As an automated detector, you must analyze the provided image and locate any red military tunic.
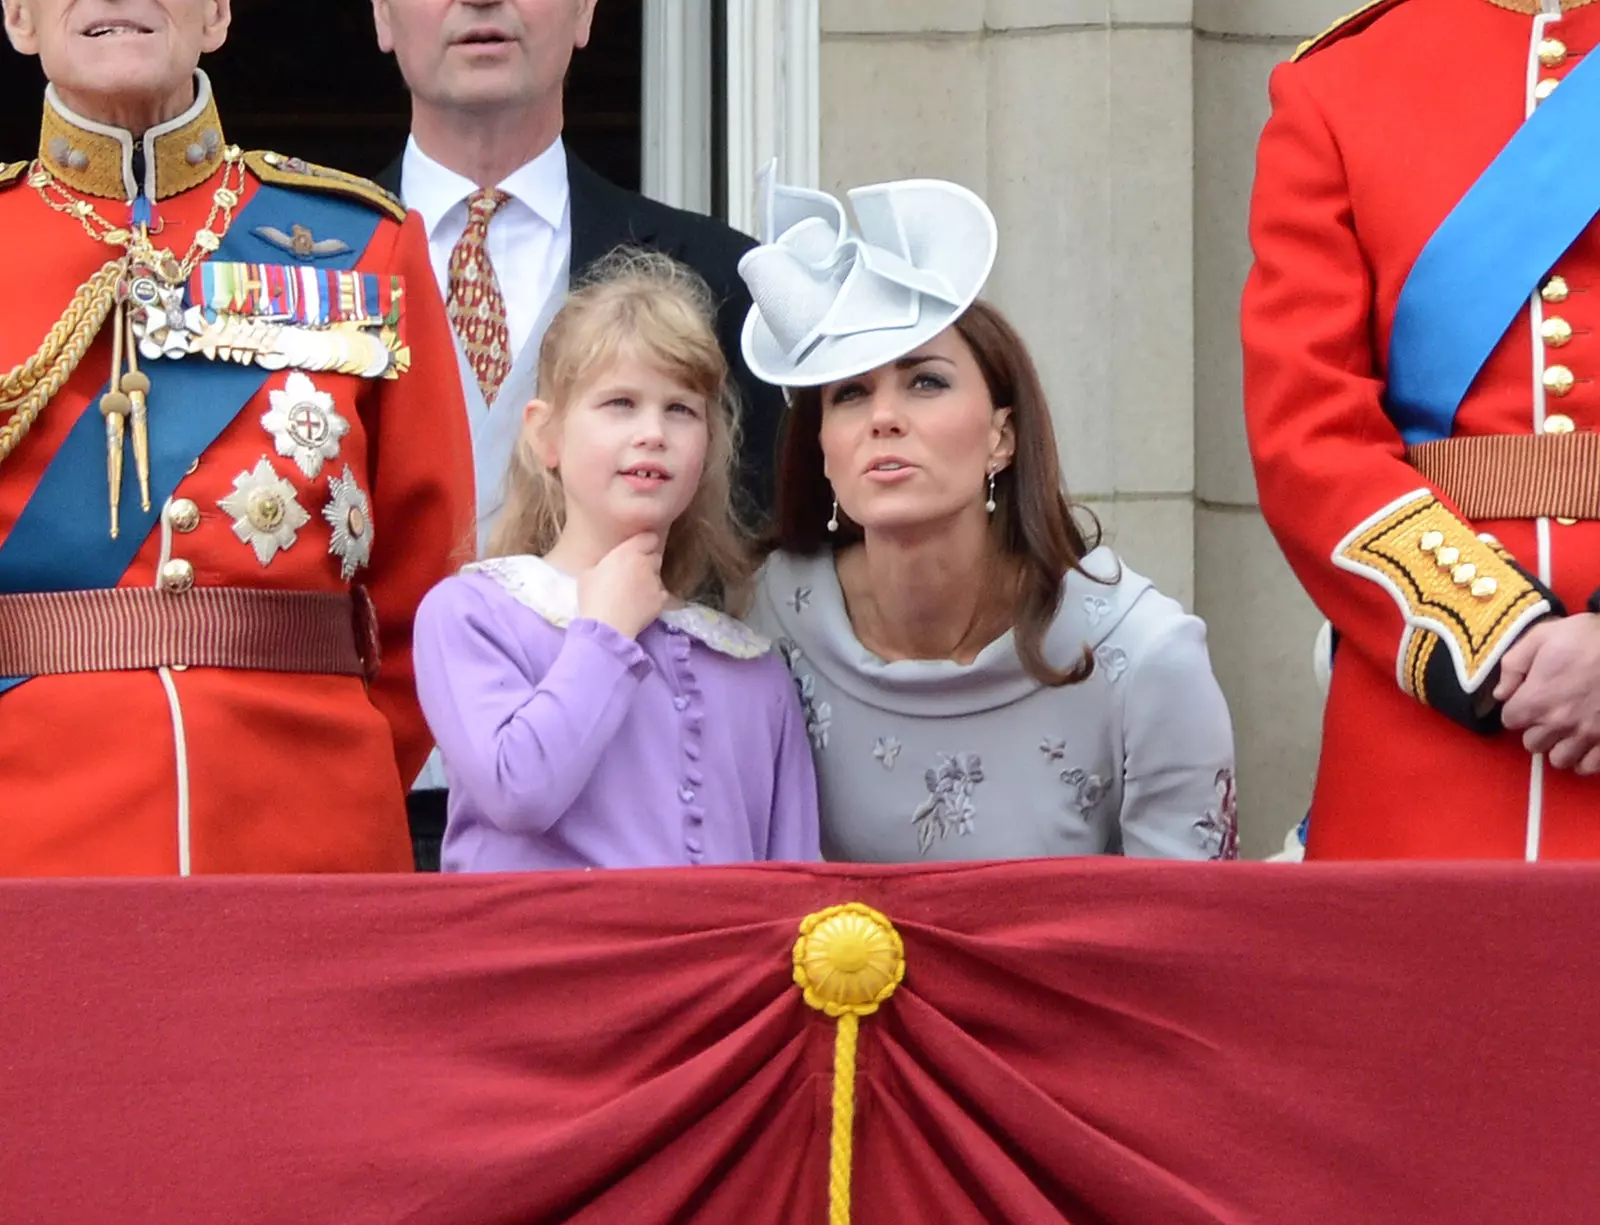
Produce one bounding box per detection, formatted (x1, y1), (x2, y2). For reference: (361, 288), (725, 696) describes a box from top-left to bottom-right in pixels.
(0, 77), (474, 874)
(1243, 0), (1600, 858)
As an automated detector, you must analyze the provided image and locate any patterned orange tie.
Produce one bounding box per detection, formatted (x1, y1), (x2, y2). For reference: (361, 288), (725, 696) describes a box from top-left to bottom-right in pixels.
(447, 187), (513, 404)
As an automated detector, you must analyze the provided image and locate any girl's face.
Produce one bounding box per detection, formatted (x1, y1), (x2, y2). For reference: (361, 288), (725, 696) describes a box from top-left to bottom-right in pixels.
(529, 350), (711, 550)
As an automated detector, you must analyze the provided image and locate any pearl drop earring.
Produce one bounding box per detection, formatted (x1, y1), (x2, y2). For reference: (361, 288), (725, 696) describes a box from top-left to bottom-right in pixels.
(827, 497), (839, 533)
(985, 469), (997, 515)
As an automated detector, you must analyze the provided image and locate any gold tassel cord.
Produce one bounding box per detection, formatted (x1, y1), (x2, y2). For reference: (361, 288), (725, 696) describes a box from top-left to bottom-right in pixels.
(828, 1013), (861, 1220)
(103, 298), (130, 538)
(794, 904), (906, 1225)
(122, 313), (152, 512)
(0, 260), (123, 467)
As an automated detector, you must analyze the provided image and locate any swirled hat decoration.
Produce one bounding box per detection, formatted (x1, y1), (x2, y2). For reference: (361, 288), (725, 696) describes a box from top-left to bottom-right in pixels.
(738, 160), (999, 388)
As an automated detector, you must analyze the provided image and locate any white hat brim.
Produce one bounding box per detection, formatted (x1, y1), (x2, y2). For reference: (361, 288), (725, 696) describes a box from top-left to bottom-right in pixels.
(739, 179), (998, 389)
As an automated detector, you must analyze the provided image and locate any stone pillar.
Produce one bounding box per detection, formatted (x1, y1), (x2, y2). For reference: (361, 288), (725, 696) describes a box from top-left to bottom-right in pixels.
(1192, 0), (1350, 855)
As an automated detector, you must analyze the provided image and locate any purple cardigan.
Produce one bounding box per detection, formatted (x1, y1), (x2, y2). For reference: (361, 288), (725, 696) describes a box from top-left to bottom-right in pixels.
(412, 555), (820, 871)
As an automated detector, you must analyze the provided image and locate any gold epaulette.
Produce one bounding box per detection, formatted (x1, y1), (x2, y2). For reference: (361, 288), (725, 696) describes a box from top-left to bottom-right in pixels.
(0, 161), (30, 190)
(243, 151), (406, 224)
(1293, 0), (1412, 61)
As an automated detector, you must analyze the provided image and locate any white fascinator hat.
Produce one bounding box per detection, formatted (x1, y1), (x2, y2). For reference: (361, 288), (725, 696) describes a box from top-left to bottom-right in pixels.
(737, 161), (999, 389)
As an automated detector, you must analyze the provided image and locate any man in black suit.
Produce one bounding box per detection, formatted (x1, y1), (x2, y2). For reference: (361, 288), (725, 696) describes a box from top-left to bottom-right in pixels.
(370, 0), (785, 870)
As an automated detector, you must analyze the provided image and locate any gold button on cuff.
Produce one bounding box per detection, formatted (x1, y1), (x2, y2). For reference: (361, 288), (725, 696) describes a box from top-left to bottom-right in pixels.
(1544, 412), (1576, 434)
(1542, 316), (1573, 347)
(165, 498), (200, 534)
(1471, 576), (1499, 599)
(1539, 38), (1568, 68)
(1435, 545), (1461, 568)
(160, 559), (195, 592)
(1544, 366), (1576, 396)
(1557, 516), (1578, 526)
(1452, 563), (1477, 586)
(1543, 275), (1571, 304)
(1536, 77), (1561, 102)
(1420, 530), (1445, 552)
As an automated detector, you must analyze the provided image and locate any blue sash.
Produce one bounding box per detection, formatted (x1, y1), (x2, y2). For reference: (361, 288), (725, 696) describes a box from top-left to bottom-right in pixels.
(1386, 46), (1600, 445)
(0, 183), (382, 693)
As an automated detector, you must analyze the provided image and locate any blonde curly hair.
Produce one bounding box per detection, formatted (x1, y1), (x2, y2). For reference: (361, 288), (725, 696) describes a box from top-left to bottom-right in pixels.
(485, 247), (751, 608)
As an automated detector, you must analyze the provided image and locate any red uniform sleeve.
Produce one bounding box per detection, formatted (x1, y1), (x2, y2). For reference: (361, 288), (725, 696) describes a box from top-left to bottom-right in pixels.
(1241, 61), (1553, 732)
(357, 210), (476, 781)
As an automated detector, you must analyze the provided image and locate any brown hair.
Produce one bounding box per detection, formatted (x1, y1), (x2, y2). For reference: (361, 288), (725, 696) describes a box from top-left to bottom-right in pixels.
(767, 299), (1103, 686)
(486, 247), (751, 608)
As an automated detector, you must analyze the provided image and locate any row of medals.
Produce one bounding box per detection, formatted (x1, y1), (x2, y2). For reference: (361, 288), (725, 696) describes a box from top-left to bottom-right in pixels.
(124, 255), (398, 381)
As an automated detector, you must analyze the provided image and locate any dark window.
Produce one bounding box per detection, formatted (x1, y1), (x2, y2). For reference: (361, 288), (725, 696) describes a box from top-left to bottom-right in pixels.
(0, 0), (642, 187)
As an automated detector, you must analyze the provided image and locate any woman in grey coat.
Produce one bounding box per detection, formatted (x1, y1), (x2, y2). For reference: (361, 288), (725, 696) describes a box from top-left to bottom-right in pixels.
(739, 170), (1236, 863)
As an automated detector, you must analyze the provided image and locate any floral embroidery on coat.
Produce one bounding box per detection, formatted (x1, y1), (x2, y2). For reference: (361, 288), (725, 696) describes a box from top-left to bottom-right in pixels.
(778, 638), (832, 750)
(1095, 645), (1129, 683)
(912, 753), (985, 854)
(874, 736), (902, 769)
(1197, 768), (1239, 860)
(1060, 767), (1109, 813)
(1039, 738), (1066, 763)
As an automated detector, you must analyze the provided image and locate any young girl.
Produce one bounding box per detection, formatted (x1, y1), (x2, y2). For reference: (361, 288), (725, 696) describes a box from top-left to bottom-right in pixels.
(412, 251), (821, 871)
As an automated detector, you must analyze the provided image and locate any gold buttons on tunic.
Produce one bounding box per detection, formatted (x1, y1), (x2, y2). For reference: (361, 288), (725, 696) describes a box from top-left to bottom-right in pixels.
(1543, 275), (1571, 304)
(1539, 38), (1568, 68)
(1543, 365), (1576, 396)
(1542, 316), (1573, 347)
(1420, 530), (1445, 552)
(160, 559), (195, 592)
(1471, 576), (1498, 600)
(165, 498), (200, 533)
(1544, 412), (1576, 434)
(1536, 77), (1561, 102)
(1452, 563), (1477, 586)
(1435, 545), (1461, 569)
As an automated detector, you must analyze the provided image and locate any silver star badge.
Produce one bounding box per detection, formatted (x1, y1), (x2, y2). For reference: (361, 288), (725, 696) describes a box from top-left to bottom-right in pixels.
(323, 465), (374, 581)
(261, 371), (349, 478)
(219, 458), (310, 566)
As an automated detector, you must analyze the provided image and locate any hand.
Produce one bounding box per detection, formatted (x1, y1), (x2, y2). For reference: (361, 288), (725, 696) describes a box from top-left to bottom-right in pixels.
(577, 534), (668, 639)
(1496, 615), (1600, 774)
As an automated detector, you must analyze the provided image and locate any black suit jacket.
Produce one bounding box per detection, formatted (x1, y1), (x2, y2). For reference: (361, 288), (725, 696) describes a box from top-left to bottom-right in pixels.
(375, 151), (784, 523)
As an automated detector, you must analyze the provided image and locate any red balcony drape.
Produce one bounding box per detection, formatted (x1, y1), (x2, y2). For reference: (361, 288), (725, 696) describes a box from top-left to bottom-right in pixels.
(4, 859), (1597, 1224)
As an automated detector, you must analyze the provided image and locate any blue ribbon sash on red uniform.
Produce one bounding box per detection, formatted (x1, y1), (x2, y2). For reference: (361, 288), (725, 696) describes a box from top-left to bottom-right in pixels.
(1386, 43), (1600, 445)
(0, 182), (383, 694)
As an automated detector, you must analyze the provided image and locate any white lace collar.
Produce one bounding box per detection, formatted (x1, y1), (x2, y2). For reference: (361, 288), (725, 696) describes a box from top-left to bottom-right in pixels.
(464, 554), (771, 660)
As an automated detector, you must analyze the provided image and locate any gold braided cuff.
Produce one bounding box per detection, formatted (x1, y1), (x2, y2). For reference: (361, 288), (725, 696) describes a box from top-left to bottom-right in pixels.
(1333, 489), (1551, 699)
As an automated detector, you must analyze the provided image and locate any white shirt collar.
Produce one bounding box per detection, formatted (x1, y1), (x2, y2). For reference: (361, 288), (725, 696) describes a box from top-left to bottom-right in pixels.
(401, 133), (570, 238)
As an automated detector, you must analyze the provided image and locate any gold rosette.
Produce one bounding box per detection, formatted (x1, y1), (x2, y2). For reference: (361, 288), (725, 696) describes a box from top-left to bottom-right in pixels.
(793, 904), (906, 1224)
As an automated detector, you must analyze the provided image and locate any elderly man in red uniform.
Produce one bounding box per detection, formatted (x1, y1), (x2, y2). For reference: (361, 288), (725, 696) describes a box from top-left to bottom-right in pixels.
(1244, 0), (1600, 859)
(0, 0), (473, 874)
